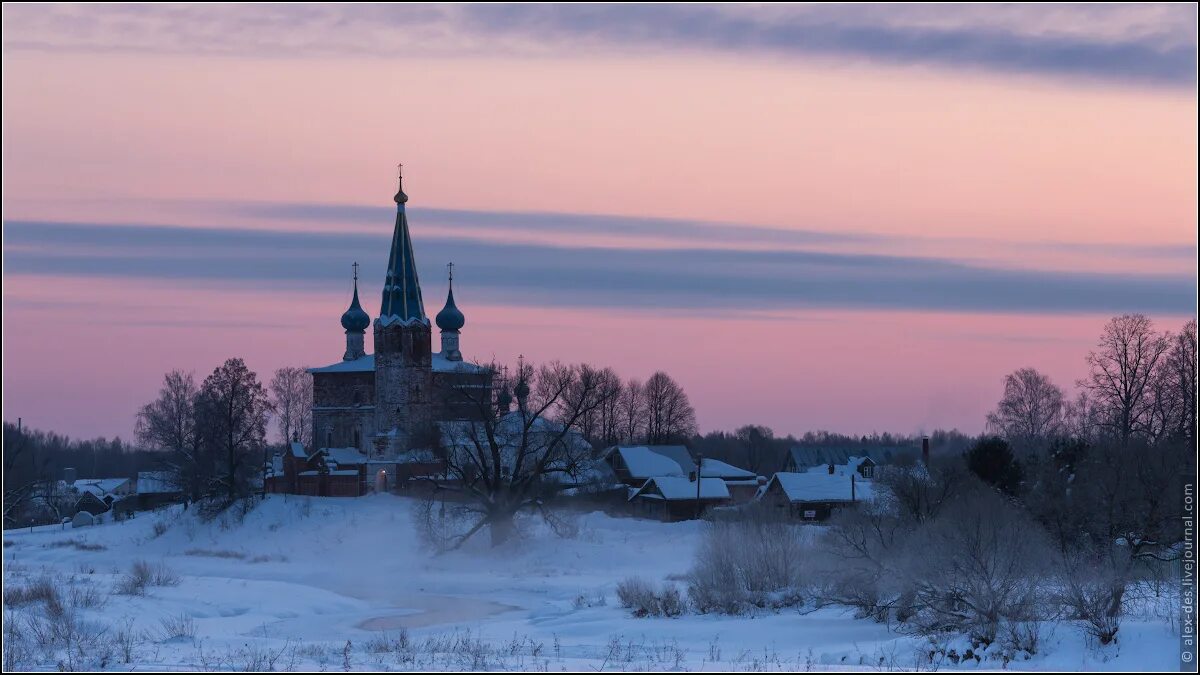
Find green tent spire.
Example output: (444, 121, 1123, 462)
(378, 165, 425, 324)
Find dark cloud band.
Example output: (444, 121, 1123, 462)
(5, 218, 1194, 316)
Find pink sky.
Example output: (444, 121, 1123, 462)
(2, 5, 1196, 441)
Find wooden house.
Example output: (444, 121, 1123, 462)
(759, 471, 873, 521)
(628, 476, 732, 521)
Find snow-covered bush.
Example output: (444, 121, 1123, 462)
(896, 488, 1051, 643)
(616, 576, 658, 616)
(115, 560, 180, 596)
(687, 504, 811, 614)
(657, 584, 686, 617)
(3, 576, 60, 608)
(159, 612, 196, 641)
(816, 502, 910, 622)
(615, 577, 684, 618)
(1057, 553, 1124, 645)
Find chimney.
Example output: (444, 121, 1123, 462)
(63, 467, 77, 484)
(827, 462, 835, 475)
(851, 473, 856, 502)
(922, 437, 930, 466)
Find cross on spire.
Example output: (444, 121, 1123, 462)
(446, 261, 455, 285)
(352, 261, 359, 282)
(393, 162, 409, 205)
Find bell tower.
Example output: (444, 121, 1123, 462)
(373, 165, 433, 454)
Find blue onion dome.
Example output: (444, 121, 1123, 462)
(436, 287, 465, 331)
(341, 283, 370, 332)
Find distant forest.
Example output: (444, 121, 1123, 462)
(3, 422, 164, 487)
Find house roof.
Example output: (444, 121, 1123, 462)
(764, 472, 873, 503)
(73, 478, 130, 496)
(787, 445, 911, 470)
(700, 458, 756, 480)
(136, 471, 178, 494)
(604, 446, 755, 482)
(631, 476, 730, 501)
(290, 441, 308, 458)
(323, 446, 368, 466)
(608, 446, 689, 479)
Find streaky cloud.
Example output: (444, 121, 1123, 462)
(4, 219, 1194, 316)
(226, 200, 1198, 262)
(1, 4, 1194, 87)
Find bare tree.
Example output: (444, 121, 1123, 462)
(268, 366, 312, 446)
(1079, 314, 1171, 443)
(1160, 320, 1197, 444)
(643, 371, 698, 444)
(1062, 390, 1100, 441)
(985, 367, 1064, 450)
(734, 424, 775, 474)
(617, 378, 645, 444)
(194, 358, 271, 502)
(135, 371, 205, 501)
(426, 359, 618, 548)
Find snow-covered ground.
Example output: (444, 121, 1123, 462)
(1, 494, 1181, 671)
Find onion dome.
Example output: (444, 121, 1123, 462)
(341, 271, 370, 332)
(435, 264, 465, 331)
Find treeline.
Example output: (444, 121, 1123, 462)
(2, 423, 162, 525)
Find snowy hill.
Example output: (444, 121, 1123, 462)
(2, 494, 1179, 671)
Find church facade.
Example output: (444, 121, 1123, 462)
(270, 172, 493, 495)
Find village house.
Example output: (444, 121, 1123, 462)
(134, 471, 184, 509)
(72, 477, 135, 500)
(628, 476, 732, 521)
(758, 471, 873, 521)
(603, 445, 696, 487)
(602, 445, 761, 504)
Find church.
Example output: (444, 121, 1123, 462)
(267, 171, 493, 496)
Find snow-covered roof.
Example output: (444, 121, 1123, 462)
(73, 478, 130, 496)
(788, 446, 909, 470)
(764, 472, 873, 503)
(431, 352, 490, 374)
(604, 446, 754, 482)
(700, 458, 755, 480)
(309, 353, 490, 375)
(323, 447, 368, 466)
(290, 441, 308, 458)
(136, 471, 178, 494)
(614, 447, 686, 479)
(309, 354, 374, 374)
(632, 476, 730, 501)
(329, 470, 360, 476)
